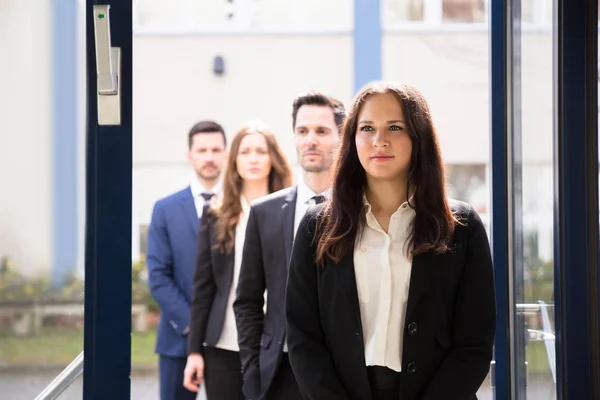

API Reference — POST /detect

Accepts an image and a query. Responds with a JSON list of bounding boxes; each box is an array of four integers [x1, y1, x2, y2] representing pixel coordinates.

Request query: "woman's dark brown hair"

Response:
[[212, 121, 293, 253], [316, 82, 456, 265]]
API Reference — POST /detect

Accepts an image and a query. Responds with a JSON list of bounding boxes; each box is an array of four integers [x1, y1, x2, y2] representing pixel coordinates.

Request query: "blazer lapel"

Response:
[[406, 251, 435, 316], [281, 186, 298, 265], [181, 188, 200, 236]]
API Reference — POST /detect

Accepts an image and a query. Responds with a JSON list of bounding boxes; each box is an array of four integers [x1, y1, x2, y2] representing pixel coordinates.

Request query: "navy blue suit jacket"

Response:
[[147, 187, 199, 358]]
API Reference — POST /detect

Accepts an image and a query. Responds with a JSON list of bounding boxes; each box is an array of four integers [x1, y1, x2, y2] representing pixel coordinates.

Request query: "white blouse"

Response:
[[214, 196, 250, 352], [353, 197, 415, 372]]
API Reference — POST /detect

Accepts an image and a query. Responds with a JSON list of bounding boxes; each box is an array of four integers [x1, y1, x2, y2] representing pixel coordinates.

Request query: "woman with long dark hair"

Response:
[[285, 82, 496, 400], [183, 121, 293, 399]]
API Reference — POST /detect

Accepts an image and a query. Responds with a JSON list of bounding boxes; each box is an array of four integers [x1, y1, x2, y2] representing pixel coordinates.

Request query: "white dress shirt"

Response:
[[293, 179, 328, 238], [353, 196, 415, 372], [190, 177, 221, 218], [214, 196, 250, 352]]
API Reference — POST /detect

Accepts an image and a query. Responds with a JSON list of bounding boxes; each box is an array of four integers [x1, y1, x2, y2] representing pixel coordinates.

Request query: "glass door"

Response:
[[508, 0, 556, 397], [491, 0, 600, 399]]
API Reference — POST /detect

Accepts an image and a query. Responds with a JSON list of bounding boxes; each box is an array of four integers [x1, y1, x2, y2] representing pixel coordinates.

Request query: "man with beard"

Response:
[[147, 120, 226, 400], [234, 93, 345, 400]]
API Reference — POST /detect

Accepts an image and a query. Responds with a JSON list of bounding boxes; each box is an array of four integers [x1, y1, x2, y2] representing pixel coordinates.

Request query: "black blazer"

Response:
[[187, 205, 236, 355], [286, 200, 496, 400], [233, 186, 297, 400]]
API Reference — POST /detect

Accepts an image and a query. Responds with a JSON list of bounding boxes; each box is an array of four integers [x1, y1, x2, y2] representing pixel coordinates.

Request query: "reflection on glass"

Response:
[[446, 164, 489, 233], [520, 0, 535, 22], [511, 0, 556, 398], [442, 0, 485, 22], [0, 2, 85, 399], [520, 0, 552, 25]]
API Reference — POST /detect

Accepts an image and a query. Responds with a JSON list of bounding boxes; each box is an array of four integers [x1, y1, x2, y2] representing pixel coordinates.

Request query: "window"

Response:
[[445, 164, 489, 215], [384, 0, 425, 22], [383, 0, 489, 30], [442, 0, 485, 23], [382, 0, 567, 30]]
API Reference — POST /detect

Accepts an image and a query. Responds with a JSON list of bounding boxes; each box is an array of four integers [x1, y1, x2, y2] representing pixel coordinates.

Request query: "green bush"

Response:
[[132, 256, 159, 312], [0, 256, 156, 310]]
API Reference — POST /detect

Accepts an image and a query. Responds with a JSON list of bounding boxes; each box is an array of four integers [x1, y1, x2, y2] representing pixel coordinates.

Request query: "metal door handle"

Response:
[[93, 5, 121, 125]]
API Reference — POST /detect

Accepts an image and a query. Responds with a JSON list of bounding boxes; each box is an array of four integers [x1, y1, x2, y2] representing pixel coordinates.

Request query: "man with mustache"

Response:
[[147, 120, 226, 400], [234, 93, 345, 400]]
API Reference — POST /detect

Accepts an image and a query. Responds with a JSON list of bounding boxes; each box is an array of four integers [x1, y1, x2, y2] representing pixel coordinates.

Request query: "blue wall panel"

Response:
[[353, 0, 381, 93], [51, 0, 78, 285]]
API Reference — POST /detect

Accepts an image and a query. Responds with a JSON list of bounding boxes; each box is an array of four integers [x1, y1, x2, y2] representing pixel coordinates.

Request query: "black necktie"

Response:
[[312, 195, 325, 205], [201, 192, 214, 202]]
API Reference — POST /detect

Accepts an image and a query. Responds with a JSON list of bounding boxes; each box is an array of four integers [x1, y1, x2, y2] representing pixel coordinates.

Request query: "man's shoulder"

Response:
[[250, 186, 296, 210], [154, 187, 191, 209]]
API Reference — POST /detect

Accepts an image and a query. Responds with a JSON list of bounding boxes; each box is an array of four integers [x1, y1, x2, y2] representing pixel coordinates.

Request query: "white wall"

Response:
[[383, 32, 553, 164], [133, 34, 354, 226], [0, 0, 53, 275]]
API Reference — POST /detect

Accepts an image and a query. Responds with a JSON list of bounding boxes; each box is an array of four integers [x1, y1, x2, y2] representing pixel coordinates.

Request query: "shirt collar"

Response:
[[190, 177, 221, 197], [297, 179, 330, 205], [362, 194, 415, 214], [297, 179, 316, 205]]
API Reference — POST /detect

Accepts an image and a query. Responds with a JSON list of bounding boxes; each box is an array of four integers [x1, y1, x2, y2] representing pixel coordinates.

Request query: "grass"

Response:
[[0, 328, 158, 367], [525, 340, 554, 377]]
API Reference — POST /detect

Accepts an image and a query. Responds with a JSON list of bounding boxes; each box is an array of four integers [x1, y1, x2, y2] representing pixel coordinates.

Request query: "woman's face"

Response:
[[355, 92, 413, 183], [236, 133, 272, 182]]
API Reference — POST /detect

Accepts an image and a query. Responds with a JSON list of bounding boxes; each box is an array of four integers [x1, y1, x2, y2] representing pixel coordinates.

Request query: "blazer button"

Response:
[[407, 322, 418, 336], [407, 361, 418, 374]]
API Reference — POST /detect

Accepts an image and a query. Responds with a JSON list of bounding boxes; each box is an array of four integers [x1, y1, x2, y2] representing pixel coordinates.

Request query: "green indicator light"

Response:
[[98, 13, 105, 19]]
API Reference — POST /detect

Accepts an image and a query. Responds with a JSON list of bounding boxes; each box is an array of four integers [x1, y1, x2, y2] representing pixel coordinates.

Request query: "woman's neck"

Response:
[[242, 179, 269, 203], [365, 177, 410, 216]]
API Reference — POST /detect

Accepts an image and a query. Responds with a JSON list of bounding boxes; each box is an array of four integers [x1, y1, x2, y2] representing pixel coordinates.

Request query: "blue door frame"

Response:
[[84, 1, 132, 399], [489, 0, 511, 397], [553, 0, 599, 398], [83, 0, 598, 398]]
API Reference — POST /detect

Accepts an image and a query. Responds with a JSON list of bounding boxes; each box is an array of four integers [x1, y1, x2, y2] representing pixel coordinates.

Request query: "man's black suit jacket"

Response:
[[233, 186, 298, 400], [286, 200, 496, 400]]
